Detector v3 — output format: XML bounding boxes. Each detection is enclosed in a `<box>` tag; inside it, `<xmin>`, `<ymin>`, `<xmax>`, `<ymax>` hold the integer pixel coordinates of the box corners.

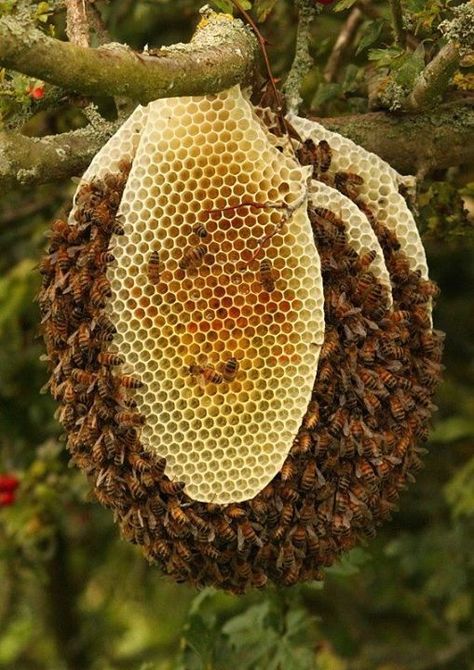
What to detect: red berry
<box><xmin>0</xmin><ymin>474</ymin><xmax>20</xmax><ymax>492</ymax></box>
<box><xmin>0</xmin><ymin>491</ymin><xmax>15</xmax><ymax>507</ymax></box>
<box><xmin>27</xmin><ymin>84</ymin><xmax>45</xmax><ymax>100</ymax></box>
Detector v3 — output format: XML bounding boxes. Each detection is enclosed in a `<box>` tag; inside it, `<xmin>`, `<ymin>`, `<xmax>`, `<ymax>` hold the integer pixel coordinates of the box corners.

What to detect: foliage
<box><xmin>0</xmin><ymin>1</ymin><xmax>473</xmax><ymax>669</ymax></box>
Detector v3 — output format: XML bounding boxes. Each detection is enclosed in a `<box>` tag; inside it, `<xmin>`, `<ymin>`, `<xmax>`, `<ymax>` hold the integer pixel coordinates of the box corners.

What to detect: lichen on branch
<box><xmin>0</xmin><ymin>9</ymin><xmax>258</xmax><ymax>103</ymax></box>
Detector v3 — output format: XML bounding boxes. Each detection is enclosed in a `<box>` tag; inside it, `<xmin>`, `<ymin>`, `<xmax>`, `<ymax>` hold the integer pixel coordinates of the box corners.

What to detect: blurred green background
<box><xmin>1</xmin><ymin>1</ymin><xmax>473</xmax><ymax>669</ymax></box>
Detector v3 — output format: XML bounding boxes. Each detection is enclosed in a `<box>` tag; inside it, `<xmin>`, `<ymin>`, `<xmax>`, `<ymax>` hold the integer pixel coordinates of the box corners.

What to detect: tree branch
<box><xmin>318</xmin><ymin>100</ymin><xmax>474</xmax><ymax>174</ymax></box>
<box><xmin>65</xmin><ymin>0</ymin><xmax>90</xmax><ymax>47</ymax></box>
<box><xmin>283</xmin><ymin>0</ymin><xmax>320</xmax><ymax>114</ymax></box>
<box><xmin>0</xmin><ymin>120</ymin><xmax>120</xmax><ymax>190</ymax></box>
<box><xmin>389</xmin><ymin>0</ymin><xmax>406</xmax><ymax>49</ymax></box>
<box><xmin>0</xmin><ymin>10</ymin><xmax>257</xmax><ymax>104</ymax></box>
<box><xmin>404</xmin><ymin>42</ymin><xmax>461</xmax><ymax>111</ymax></box>
<box><xmin>2</xmin><ymin>101</ymin><xmax>473</xmax><ymax>190</ymax></box>
<box><xmin>324</xmin><ymin>7</ymin><xmax>364</xmax><ymax>83</ymax></box>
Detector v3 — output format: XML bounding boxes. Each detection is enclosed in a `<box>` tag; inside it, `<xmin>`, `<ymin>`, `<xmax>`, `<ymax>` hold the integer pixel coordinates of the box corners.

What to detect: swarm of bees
<box><xmin>38</xmin><ymin>88</ymin><xmax>443</xmax><ymax>594</ymax></box>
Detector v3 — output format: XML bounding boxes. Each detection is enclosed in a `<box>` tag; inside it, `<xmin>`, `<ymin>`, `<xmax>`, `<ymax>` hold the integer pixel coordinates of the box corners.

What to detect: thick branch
<box><xmin>318</xmin><ymin>101</ymin><xmax>474</xmax><ymax>174</ymax></box>
<box><xmin>2</xmin><ymin>102</ymin><xmax>473</xmax><ymax>190</ymax></box>
<box><xmin>0</xmin><ymin>121</ymin><xmax>120</xmax><ymax>190</ymax></box>
<box><xmin>0</xmin><ymin>11</ymin><xmax>257</xmax><ymax>103</ymax></box>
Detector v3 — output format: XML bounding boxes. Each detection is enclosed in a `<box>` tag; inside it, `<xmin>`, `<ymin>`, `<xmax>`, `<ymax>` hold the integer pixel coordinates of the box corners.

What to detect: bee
<box><xmin>252</xmin><ymin>571</ymin><xmax>268</xmax><ymax>589</ymax></box>
<box><xmin>301</xmin><ymin>461</ymin><xmax>317</xmax><ymax>492</ymax></box>
<box><xmin>147</xmin><ymin>250</ymin><xmax>161</xmax><ymax>285</ymax></box>
<box><xmin>376</xmin><ymin>367</ymin><xmax>398</xmax><ymax>389</ymax></box>
<box><xmin>389</xmin><ymin>395</ymin><xmax>405</xmax><ymax>421</ymax></box>
<box><xmin>358</xmin><ymin>368</ymin><xmax>379</xmax><ymax>390</ymax></box>
<box><xmin>193</xmin><ymin>223</ymin><xmax>209</xmax><ymax>239</ymax></box>
<box><xmin>93</xmin><ymin>314</ymin><xmax>117</xmax><ymax>341</ymax></box>
<box><xmin>364</xmin><ymin>391</ymin><xmax>382</xmax><ymax>415</ymax></box>
<box><xmin>119</xmin><ymin>375</ymin><xmax>144</xmax><ymax>389</ymax></box>
<box><xmin>237</xmin><ymin>520</ymin><xmax>261</xmax><ymax>549</ymax></box>
<box><xmin>278</xmin><ymin>543</ymin><xmax>296</xmax><ymax>571</ymax></box>
<box><xmin>355</xmin><ymin>459</ymin><xmax>377</xmax><ymax>484</ymax></box>
<box><xmin>179</xmin><ymin>244</ymin><xmax>206</xmax><ymax>270</ymax></box>
<box><xmin>259</xmin><ymin>258</ymin><xmax>275</xmax><ymax>292</ymax></box>
<box><xmin>303</xmin><ymin>400</ymin><xmax>320</xmax><ymax>430</ymax></box>
<box><xmin>169</xmin><ymin>500</ymin><xmax>190</xmax><ymax>527</ymax></box>
<box><xmin>215</xmin><ymin>518</ymin><xmax>236</xmax><ymax>541</ymax></box>
<box><xmin>199</xmin><ymin>543</ymin><xmax>220</xmax><ymax>560</ymax></box>
<box><xmin>115</xmin><ymin>411</ymin><xmax>146</xmax><ymax>427</ymax></box>
<box><xmin>329</xmin><ymin>407</ymin><xmax>348</xmax><ymax>437</ymax></box>
<box><xmin>98</xmin><ymin>352</ymin><xmax>124</xmax><ymax>366</ymax></box>
<box><xmin>292</xmin><ymin>525</ymin><xmax>306</xmax><ymax>548</ymax></box>
<box><xmin>153</xmin><ymin>540</ymin><xmax>171</xmax><ymax>562</ymax></box>
<box><xmin>317</xmin><ymin>139</ymin><xmax>332</xmax><ymax>173</ymax></box>
<box><xmin>354</xmin><ymin>249</ymin><xmax>377</xmax><ymax>272</ymax></box>
<box><xmin>71</xmin><ymin>369</ymin><xmax>96</xmax><ymax>386</ymax></box>
<box><xmin>90</xmin><ymin>277</ymin><xmax>112</xmax><ymax>308</ymax></box>
<box><xmin>280</xmin><ymin>459</ymin><xmax>296</xmax><ymax>482</ymax></box>
<box><xmin>311</xmin><ymin>207</ymin><xmax>344</xmax><ymax>229</ymax></box>
<box><xmin>355</xmin><ymin>199</ymin><xmax>377</xmax><ymax>226</ymax></box>
<box><xmin>318</xmin><ymin>360</ymin><xmax>333</xmax><ymax>384</ymax></box>
<box><xmin>189</xmin><ymin>364</ymin><xmax>223</xmax><ymax>385</ymax></box>
<box><xmin>226</xmin><ymin>504</ymin><xmax>246</xmax><ymax>520</ymax></box>
<box><xmin>320</xmin><ymin>330</ymin><xmax>339</xmax><ymax>360</ymax></box>
<box><xmin>76</xmin><ymin>323</ymin><xmax>91</xmax><ymax>355</ymax></box>
<box><xmin>292</xmin><ymin>430</ymin><xmax>311</xmax><ymax>455</ymax></box>
<box><xmin>296</xmin><ymin>138</ymin><xmax>319</xmax><ymax>173</ymax></box>
<box><xmin>159</xmin><ymin>479</ymin><xmax>185</xmax><ymax>495</ymax></box>
<box><xmin>221</xmin><ymin>357</ymin><xmax>239</xmax><ymax>382</ymax></box>
<box><xmin>334</xmin><ymin>171</ymin><xmax>364</xmax><ymax>200</ymax></box>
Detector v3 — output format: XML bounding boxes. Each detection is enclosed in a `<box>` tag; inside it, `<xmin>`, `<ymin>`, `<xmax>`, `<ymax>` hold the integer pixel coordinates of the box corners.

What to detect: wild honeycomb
<box><xmin>308</xmin><ymin>181</ymin><xmax>392</xmax><ymax>297</ymax></box>
<box><xmin>80</xmin><ymin>86</ymin><xmax>325</xmax><ymax>504</ymax></box>
<box><xmin>289</xmin><ymin>115</ymin><xmax>428</xmax><ymax>279</ymax></box>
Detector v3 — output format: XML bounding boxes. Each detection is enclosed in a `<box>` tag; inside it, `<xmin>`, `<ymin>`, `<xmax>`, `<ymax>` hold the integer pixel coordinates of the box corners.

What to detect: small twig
<box><xmin>389</xmin><ymin>0</ymin><xmax>406</xmax><ymax>49</ymax></box>
<box><xmin>283</xmin><ymin>0</ymin><xmax>320</xmax><ymax>114</ymax></box>
<box><xmin>86</xmin><ymin>1</ymin><xmax>111</xmax><ymax>45</ymax></box>
<box><xmin>65</xmin><ymin>0</ymin><xmax>90</xmax><ymax>47</ymax></box>
<box><xmin>324</xmin><ymin>7</ymin><xmax>364</xmax><ymax>83</ymax></box>
<box><xmin>404</xmin><ymin>42</ymin><xmax>461</xmax><ymax>111</ymax></box>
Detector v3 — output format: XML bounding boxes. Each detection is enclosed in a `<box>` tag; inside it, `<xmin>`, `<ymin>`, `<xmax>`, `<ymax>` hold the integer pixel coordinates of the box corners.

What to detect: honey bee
<box><xmin>301</xmin><ymin>461</ymin><xmax>317</xmax><ymax>492</ymax></box>
<box><xmin>334</xmin><ymin>171</ymin><xmax>364</xmax><ymax>200</ymax></box>
<box><xmin>293</xmin><ymin>430</ymin><xmax>312</xmax><ymax>455</ymax></box>
<box><xmin>115</xmin><ymin>411</ymin><xmax>146</xmax><ymax>427</ymax></box>
<box><xmin>76</xmin><ymin>323</ymin><xmax>91</xmax><ymax>355</ymax></box>
<box><xmin>292</xmin><ymin>525</ymin><xmax>306</xmax><ymax>548</ymax></box>
<box><xmin>93</xmin><ymin>314</ymin><xmax>117</xmax><ymax>341</ymax></box>
<box><xmin>221</xmin><ymin>357</ymin><xmax>239</xmax><ymax>382</ymax></box>
<box><xmin>147</xmin><ymin>250</ymin><xmax>161</xmax><ymax>285</ymax></box>
<box><xmin>376</xmin><ymin>367</ymin><xmax>398</xmax><ymax>389</ymax></box>
<box><xmin>303</xmin><ymin>400</ymin><xmax>319</xmax><ymax>430</ymax></box>
<box><xmin>98</xmin><ymin>352</ymin><xmax>124</xmax><ymax>366</ymax></box>
<box><xmin>215</xmin><ymin>518</ymin><xmax>236</xmax><ymax>541</ymax></box>
<box><xmin>389</xmin><ymin>395</ymin><xmax>405</xmax><ymax>421</ymax></box>
<box><xmin>364</xmin><ymin>390</ymin><xmax>382</xmax><ymax>415</ymax></box>
<box><xmin>355</xmin><ymin>459</ymin><xmax>377</xmax><ymax>484</ymax></box>
<box><xmin>119</xmin><ymin>375</ymin><xmax>144</xmax><ymax>389</ymax></box>
<box><xmin>317</xmin><ymin>139</ymin><xmax>332</xmax><ymax>173</ymax></box>
<box><xmin>259</xmin><ymin>258</ymin><xmax>276</xmax><ymax>292</ymax></box>
<box><xmin>237</xmin><ymin>520</ymin><xmax>261</xmax><ymax>550</ymax></box>
<box><xmin>280</xmin><ymin>459</ymin><xmax>296</xmax><ymax>482</ymax></box>
<box><xmin>193</xmin><ymin>223</ymin><xmax>209</xmax><ymax>239</ymax></box>
<box><xmin>189</xmin><ymin>364</ymin><xmax>223</xmax><ymax>385</ymax></box>
<box><xmin>354</xmin><ymin>249</ymin><xmax>377</xmax><ymax>271</ymax></box>
<box><xmin>153</xmin><ymin>540</ymin><xmax>171</xmax><ymax>561</ymax></box>
<box><xmin>296</xmin><ymin>138</ymin><xmax>319</xmax><ymax>174</ymax></box>
<box><xmin>71</xmin><ymin>369</ymin><xmax>96</xmax><ymax>386</ymax></box>
<box><xmin>159</xmin><ymin>479</ymin><xmax>185</xmax><ymax>495</ymax></box>
<box><xmin>169</xmin><ymin>500</ymin><xmax>190</xmax><ymax>527</ymax></box>
<box><xmin>199</xmin><ymin>543</ymin><xmax>220</xmax><ymax>560</ymax></box>
<box><xmin>90</xmin><ymin>276</ymin><xmax>112</xmax><ymax>308</ymax></box>
<box><xmin>311</xmin><ymin>207</ymin><xmax>344</xmax><ymax>229</ymax></box>
<box><xmin>329</xmin><ymin>407</ymin><xmax>348</xmax><ymax>437</ymax></box>
<box><xmin>320</xmin><ymin>330</ymin><xmax>339</xmax><ymax>360</ymax></box>
<box><xmin>179</xmin><ymin>244</ymin><xmax>206</xmax><ymax>270</ymax></box>
<box><xmin>252</xmin><ymin>571</ymin><xmax>268</xmax><ymax>589</ymax></box>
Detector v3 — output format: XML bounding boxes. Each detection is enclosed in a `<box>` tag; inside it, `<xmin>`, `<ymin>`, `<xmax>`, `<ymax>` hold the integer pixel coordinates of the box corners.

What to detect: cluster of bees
<box><xmin>39</xmin><ymin>124</ymin><xmax>443</xmax><ymax>592</ymax></box>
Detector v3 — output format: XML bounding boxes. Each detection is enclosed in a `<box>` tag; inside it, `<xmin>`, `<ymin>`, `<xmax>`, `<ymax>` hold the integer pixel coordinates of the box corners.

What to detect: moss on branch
<box><xmin>0</xmin><ymin>11</ymin><xmax>257</xmax><ymax>103</ymax></box>
<box><xmin>319</xmin><ymin>101</ymin><xmax>474</xmax><ymax>174</ymax></box>
<box><xmin>2</xmin><ymin>102</ymin><xmax>473</xmax><ymax>190</ymax></box>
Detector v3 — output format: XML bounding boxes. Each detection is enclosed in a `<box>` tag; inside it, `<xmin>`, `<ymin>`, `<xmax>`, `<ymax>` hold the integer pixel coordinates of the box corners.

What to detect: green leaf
<box><xmin>254</xmin><ymin>0</ymin><xmax>278</xmax><ymax>22</ymax></box>
<box><xmin>334</xmin><ymin>0</ymin><xmax>358</xmax><ymax>12</ymax></box>
<box><xmin>311</xmin><ymin>82</ymin><xmax>342</xmax><ymax>108</ymax></box>
<box><xmin>210</xmin><ymin>0</ymin><xmax>234</xmax><ymax>13</ymax></box>
<box><xmin>393</xmin><ymin>43</ymin><xmax>425</xmax><ymax>87</ymax></box>
<box><xmin>326</xmin><ymin>547</ymin><xmax>370</xmax><ymax>577</ymax></box>
<box><xmin>356</xmin><ymin>18</ymin><xmax>385</xmax><ymax>55</ymax></box>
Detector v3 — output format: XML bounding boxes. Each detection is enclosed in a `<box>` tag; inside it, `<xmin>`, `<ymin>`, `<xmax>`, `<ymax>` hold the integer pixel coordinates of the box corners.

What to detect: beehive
<box><xmin>39</xmin><ymin>85</ymin><xmax>443</xmax><ymax>592</ymax></box>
